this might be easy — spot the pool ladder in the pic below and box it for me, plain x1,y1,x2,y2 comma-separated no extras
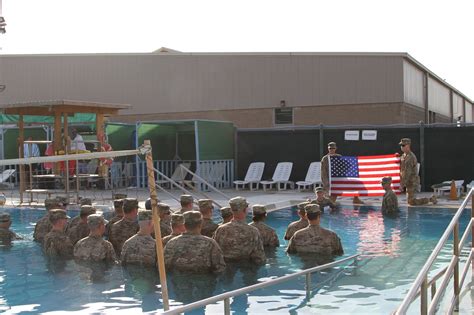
395,187,474,315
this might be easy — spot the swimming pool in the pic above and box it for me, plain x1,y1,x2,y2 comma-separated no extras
0,206,469,314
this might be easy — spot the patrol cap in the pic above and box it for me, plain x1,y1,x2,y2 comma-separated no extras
304,204,321,215
381,176,392,185
113,193,127,200
297,201,310,211
229,196,249,212
399,138,411,145
0,213,11,223
123,198,139,213
220,206,233,218
113,199,124,209
157,203,171,214
55,196,68,205
183,210,202,226
79,198,92,206
87,214,108,229
198,199,213,210
44,198,62,210
252,204,267,215
170,213,185,225
314,187,324,193
138,210,153,221
327,142,337,148
49,209,70,222
80,205,96,216
180,195,194,204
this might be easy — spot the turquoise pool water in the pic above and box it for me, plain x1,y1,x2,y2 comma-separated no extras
0,206,469,314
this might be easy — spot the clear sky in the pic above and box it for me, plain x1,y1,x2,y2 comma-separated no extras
0,0,472,98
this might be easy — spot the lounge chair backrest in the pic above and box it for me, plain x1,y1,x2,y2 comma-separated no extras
0,169,16,182
209,162,226,182
304,162,321,182
272,162,293,181
244,162,265,182
172,163,191,181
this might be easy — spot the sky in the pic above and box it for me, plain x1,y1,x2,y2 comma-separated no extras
0,0,473,98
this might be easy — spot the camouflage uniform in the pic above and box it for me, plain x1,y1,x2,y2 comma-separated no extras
284,219,308,240
287,204,344,257
67,216,81,232
33,215,53,243
67,222,90,245
108,217,139,256
74,235,116,262
178,195,194,214
105,215,123,238
382,189,399,214
214,220,265,264
321,142,341,194
160,221,172,237
162,214,185,246
121,234,157,266
201,218,218,238
0,213,21,245
165,211,226,273
43,230,74,258
249,221,279,247
399,138,430,206
310,197,336,212
162,233,180,247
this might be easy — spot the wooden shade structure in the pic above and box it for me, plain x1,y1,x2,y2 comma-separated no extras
0,100,131,203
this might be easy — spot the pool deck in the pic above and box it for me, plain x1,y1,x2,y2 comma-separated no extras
0,187,471,211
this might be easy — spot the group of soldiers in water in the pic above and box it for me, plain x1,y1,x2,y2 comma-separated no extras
0,137,436,275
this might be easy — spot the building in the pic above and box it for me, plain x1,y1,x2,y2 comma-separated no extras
0,51,472,128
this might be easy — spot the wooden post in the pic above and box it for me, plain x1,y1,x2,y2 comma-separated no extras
53,111,62,175
144,139,169,311
18,115,25,204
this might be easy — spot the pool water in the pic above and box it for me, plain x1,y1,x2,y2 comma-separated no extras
0,206,470,314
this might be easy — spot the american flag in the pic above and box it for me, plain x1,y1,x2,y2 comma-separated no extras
329,154,401,197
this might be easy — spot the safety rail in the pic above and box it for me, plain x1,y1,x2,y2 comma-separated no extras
162,254,360,315
395,188,474,315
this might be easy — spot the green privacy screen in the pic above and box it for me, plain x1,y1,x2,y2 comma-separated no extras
197,121,234,160
3,127,48,159
0,113,96,124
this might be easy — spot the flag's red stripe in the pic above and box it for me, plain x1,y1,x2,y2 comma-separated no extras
331,186,400,191
359,166,401,172
331,191,402,197
332,180,400,184
357,154,399,160
359,161,400,167
358,173,400,178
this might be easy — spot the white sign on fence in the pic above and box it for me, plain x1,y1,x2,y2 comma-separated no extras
362,130,377,140
344,130,360,141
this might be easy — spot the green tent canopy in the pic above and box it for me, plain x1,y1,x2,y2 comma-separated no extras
0,113,96,124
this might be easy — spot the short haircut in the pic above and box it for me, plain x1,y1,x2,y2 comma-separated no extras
307,211,321,221
252,213,266,222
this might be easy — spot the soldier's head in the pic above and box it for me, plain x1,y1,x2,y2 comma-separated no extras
183,211,202,233
399,138,411,153
180,195,194,210
229,196,249,220
137,210,154,233
87,214,108,236
49,209,70,230
123,198,139,219
252,204,267,222
220,206,233,224
79,205,96,221
44,198,63,211
170,213,186,234
297,201,310,219
314,187,324,198
145,198,152,210
305,204,322,224
327,142,337,154
0,213,11,229
113,199,124,215
157,203,171,220
79,197,92,206
198,199,213,218
381,177,392,191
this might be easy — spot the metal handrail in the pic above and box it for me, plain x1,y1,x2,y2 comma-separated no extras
396,188,474,314
162,254,360,315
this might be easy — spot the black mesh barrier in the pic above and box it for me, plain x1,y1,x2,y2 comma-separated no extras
236,125,474,191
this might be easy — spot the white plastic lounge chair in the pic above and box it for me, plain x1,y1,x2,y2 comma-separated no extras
296,162,322,192
233,162,265,191
260,162,294,192
157,163,191,188
0,169,16,188
209,162,227,189
433,180,464,196
467,180,474,191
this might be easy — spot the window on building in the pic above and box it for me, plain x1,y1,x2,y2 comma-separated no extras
274,108,293,125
